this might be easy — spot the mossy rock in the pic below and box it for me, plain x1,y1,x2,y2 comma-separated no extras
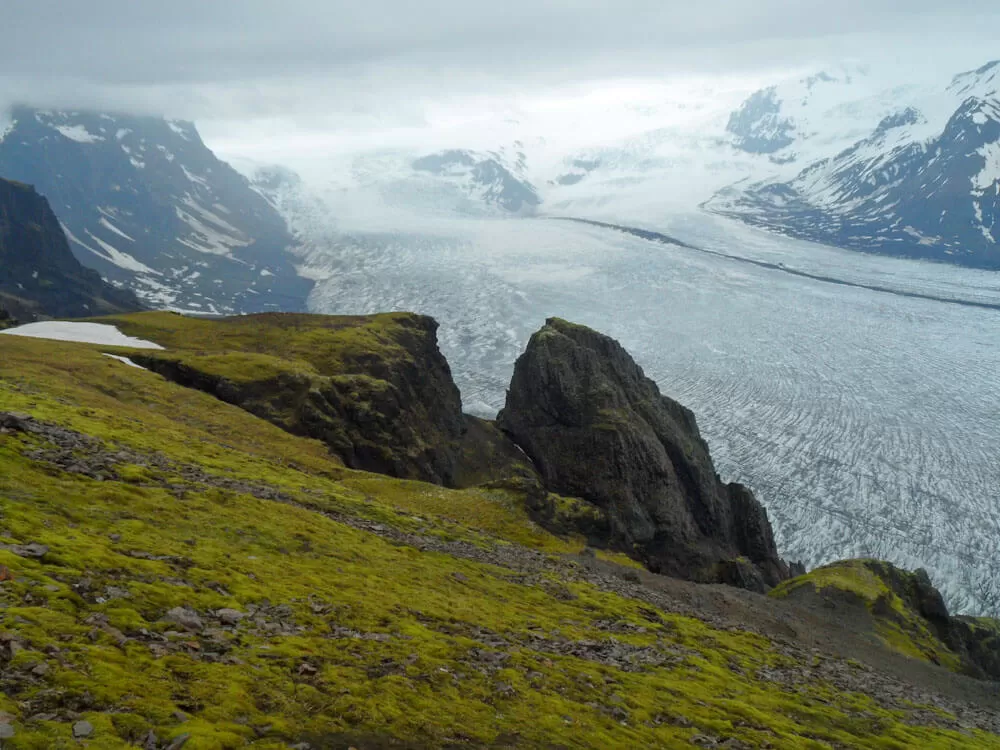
769,559,999,676
99,311,467,485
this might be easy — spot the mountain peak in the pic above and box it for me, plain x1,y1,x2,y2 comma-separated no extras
0,107,311,313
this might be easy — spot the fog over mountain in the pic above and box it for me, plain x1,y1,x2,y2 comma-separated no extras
2,1,999,171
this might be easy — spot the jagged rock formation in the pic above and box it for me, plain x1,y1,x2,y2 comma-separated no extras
0,177,142,319
497,318,789,590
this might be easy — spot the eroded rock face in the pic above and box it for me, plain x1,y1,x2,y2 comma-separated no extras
497,318,788,589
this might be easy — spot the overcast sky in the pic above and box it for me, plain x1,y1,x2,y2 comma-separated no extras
2,1,998,166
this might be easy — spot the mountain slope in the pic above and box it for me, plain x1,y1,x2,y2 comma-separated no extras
0,108,311,313
0,314,997,747
0,177,142,319
712,61,1000,268
725,66,926,164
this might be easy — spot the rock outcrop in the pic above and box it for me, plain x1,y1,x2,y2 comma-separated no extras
0,177,142,319
772,559,1000,681
497,318,789,589
122,311,533,488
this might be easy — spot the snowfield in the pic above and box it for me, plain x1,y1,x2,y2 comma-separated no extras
295,207,1000,617
0,322,164,349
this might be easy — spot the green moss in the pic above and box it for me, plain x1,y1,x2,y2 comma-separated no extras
770,559,891,602
94,310,424,377
0,322,996,748
770,561,964,672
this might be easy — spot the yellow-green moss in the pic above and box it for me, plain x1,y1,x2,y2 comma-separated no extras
0,323,995,748
770,561,964,672
94,310,424,377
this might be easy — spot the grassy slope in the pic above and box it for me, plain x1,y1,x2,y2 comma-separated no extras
0,326,995,749
93,311,423,383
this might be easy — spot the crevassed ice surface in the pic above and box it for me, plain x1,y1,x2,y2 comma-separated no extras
300,210,1000,617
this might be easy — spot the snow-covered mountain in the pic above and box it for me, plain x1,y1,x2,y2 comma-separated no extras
725,65,930,165
712,61,1000,268
410,147,540,214
0,108,311,313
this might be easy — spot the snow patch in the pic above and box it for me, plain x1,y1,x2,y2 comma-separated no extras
54,124,105,144
0,322,164,349
83,230,159,275
168,121,192,140
98,217,135,242
102,353,148,370
175,199,250,256
972,142,1000,192
181,165,209,188
181,196,244,235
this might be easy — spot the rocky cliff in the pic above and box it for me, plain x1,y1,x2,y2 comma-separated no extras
100,311,534,489
497,318,789,590
0,178,141,319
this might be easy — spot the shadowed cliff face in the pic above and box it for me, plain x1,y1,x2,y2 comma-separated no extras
497,317,789,590
0,178,142,319
126,313,468,485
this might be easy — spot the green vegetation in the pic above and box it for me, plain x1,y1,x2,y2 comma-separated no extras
770,560,963,671
96,311,425,378
0,322,996,748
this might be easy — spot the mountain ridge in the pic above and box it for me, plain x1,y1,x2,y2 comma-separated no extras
0,176,142,320
712,59,1000,268
0,107,312,313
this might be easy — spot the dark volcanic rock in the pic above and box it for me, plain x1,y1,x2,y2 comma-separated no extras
497,318,789,589
0,177,142,319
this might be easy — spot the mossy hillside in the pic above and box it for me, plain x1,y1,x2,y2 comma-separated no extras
0,440,993,748
94,311,425,377
0,334,994,747
92,311,470,486
769,560,963,671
